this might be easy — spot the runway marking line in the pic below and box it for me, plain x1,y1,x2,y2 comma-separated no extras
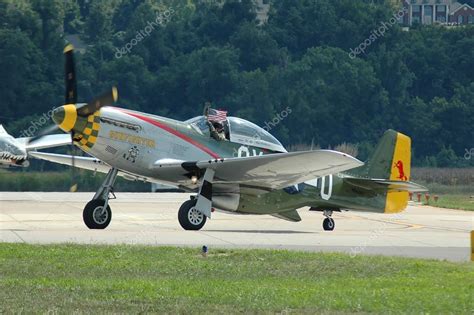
343,213,425,230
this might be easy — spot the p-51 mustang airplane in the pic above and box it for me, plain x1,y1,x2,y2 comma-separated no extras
29,45,427,231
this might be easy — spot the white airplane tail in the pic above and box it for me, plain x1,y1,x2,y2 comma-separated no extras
0,125,8,135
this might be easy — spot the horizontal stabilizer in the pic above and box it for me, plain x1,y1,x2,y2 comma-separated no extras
373,180,428,192
345,177,428,193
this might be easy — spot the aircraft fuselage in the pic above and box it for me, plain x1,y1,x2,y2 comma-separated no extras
66,107,386,217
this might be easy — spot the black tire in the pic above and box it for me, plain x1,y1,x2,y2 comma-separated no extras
83,199,112,229
322,217,335,231
178,199,207,231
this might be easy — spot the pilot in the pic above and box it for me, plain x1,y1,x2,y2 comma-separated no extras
208,121,226,141
203,102,228,141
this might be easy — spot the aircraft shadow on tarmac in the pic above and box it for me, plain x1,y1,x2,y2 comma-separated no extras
204,229,315,234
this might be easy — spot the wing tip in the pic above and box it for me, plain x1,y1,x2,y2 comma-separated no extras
318,149,364,167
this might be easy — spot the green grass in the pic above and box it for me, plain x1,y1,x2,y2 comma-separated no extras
415,182,474,210
0,170,149,192
422,182,473,195
1,244,473,314
426,194,474,211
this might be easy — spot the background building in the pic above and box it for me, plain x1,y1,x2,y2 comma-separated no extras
401,0,474,25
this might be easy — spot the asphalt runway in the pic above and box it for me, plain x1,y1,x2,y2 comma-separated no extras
0,192,472,261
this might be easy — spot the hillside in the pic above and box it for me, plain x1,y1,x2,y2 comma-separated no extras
0,0,472,167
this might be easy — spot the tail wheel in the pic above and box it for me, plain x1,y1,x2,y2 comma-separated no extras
83,199,112,229
323,217,335,231
178,199,207,231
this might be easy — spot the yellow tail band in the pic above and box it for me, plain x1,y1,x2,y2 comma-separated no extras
385,132,411,213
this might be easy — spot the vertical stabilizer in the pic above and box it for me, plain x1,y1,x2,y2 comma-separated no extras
0,125,8,135
353,129,411,213
385,131,411,213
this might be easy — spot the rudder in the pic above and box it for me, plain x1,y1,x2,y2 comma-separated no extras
385,131,411,213
354,129,411,213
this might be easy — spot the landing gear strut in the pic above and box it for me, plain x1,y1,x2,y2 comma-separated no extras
83,167,118,229
322,209,335,231
178,168,214,231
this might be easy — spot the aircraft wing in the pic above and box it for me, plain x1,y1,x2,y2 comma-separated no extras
21,134,72,151
154,150,363,190
30,150,363,192
29,151,111,173
29,152,180,187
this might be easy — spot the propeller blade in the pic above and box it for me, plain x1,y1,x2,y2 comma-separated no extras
64,44,77,104
69,133,78,192
27,125,59,144
77,87,118,117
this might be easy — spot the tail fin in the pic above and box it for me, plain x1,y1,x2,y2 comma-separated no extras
354,130,412,213
0,125,8,136
360,129,411,180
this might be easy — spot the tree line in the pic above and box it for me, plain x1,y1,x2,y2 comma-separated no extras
0,0,472,167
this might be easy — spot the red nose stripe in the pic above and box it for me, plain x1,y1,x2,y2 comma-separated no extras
120,110,221,159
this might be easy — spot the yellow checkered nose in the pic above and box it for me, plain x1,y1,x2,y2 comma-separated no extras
77,111,101,150
52,105,77,132
52,104,101,151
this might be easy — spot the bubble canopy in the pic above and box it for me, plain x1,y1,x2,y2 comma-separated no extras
186,116,286,152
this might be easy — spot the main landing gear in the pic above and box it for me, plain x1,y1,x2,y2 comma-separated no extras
178,168,214,231
322,209,335,231
83,167,118,229
178,198,207,230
